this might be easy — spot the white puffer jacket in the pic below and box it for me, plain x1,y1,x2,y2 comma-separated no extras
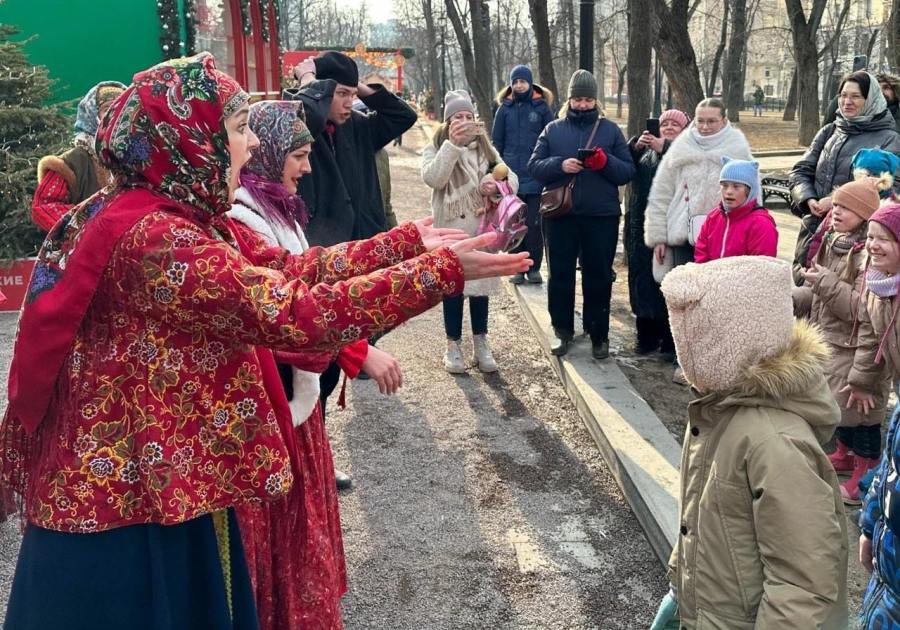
644,122,753,248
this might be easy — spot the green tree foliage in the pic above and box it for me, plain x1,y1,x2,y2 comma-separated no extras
0,24,70,258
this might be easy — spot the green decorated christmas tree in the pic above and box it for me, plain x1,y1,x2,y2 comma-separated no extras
0,23,69,258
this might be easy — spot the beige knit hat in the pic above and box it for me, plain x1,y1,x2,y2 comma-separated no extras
832,176,882,220
660,256,794,392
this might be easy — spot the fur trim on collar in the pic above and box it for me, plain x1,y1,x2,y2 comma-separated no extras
37,155,76,188
495,83,554,107
733,319,830,400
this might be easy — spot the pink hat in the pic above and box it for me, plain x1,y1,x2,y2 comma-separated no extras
870,200,900,242
659,109,689,128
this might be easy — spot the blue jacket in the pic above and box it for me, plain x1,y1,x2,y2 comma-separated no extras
860,404,900,627
527,108,635,217
491,84,555,195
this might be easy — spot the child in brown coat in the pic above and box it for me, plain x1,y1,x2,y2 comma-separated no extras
793,177,890,504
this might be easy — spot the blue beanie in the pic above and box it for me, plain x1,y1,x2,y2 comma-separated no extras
719,157,761,205
510,65,533,87
852,148,900,178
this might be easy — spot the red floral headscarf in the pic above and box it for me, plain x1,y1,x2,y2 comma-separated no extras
6,53,248,437
98,52,249,218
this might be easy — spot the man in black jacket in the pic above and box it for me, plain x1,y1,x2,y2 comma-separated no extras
284,51,417,490
285,51,417,246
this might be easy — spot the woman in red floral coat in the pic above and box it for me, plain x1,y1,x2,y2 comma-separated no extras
0,54,529,630
228,100,412,629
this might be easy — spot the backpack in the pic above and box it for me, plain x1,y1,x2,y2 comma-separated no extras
477,179,527,253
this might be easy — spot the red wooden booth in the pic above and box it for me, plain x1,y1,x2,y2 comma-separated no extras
195,0,283,98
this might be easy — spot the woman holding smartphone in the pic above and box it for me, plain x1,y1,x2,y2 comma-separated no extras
422,90,520,373
527,70,635,359
624,110,689,355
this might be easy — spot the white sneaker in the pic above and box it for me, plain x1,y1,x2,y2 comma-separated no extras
473,334,498,373
444,339,467,374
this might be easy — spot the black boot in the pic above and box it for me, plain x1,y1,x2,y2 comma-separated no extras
551,328,573,356
635,317,659,355
657,317,676,360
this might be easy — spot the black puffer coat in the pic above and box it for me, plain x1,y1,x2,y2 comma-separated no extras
283,80,417,246
624,137,670,319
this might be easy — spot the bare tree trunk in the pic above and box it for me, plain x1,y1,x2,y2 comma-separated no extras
444,0,496,128
785,0,827,144
890,0,900,72
567,0,578,69
526,0,560,99
708,0,729,97
627,0,654,137
597,38,608,106
616,64,627,118
783,68,798,121
866,28,880,62
723,0,747,121
422,0,442,117
648,0,705,112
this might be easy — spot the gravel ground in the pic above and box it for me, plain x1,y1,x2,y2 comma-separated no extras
332,129,665,628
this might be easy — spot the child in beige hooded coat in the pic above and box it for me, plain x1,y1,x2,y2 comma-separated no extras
793,177,891,505
651,256,848,629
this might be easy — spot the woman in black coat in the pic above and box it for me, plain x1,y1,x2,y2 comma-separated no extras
528,70,636,359
624,109,689,355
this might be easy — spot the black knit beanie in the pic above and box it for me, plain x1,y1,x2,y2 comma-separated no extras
568,70,597,100
314,51,359,86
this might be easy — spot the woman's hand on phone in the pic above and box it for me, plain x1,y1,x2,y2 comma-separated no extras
449,120,474,147
562,158,584,174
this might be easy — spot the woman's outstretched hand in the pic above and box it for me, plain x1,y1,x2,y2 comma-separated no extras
450,233,532,280
360,346,403,395
413,217,469,252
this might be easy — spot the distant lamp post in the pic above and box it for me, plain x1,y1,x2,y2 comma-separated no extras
579,0,596,72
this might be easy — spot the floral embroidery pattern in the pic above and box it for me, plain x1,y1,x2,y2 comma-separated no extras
23,214,462,532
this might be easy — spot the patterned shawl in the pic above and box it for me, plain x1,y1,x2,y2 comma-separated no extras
6,52,249,436
239,100,313,228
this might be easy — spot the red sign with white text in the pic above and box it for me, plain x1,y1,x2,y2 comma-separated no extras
0,259,36,311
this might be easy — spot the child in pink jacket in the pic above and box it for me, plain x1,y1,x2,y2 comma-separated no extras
693,157,778,263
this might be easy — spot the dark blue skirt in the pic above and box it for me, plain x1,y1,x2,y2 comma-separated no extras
5,509,258,630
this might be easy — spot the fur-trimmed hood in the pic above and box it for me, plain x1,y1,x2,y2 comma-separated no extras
495,83,554,107
716,320,839,444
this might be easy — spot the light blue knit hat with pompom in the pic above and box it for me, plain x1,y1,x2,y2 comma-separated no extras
719,157,761,205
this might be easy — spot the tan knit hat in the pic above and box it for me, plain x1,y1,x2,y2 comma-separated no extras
661,256,794,392
832,177,882,220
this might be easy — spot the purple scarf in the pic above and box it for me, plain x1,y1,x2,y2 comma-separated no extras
241,100,314,228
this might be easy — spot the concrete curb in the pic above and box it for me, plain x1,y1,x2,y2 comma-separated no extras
506,281,681,567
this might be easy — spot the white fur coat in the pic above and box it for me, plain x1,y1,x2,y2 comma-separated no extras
644,123,753,248
228,188,320,427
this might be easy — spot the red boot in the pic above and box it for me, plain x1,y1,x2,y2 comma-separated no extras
828,440,854,474
841,455,880,505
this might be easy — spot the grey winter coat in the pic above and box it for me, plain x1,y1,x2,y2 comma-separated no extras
789,112,900,211
788,112,900,284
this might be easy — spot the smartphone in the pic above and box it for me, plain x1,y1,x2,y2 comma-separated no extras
852,55,868,72
646,118,661,137
577,149,593,161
